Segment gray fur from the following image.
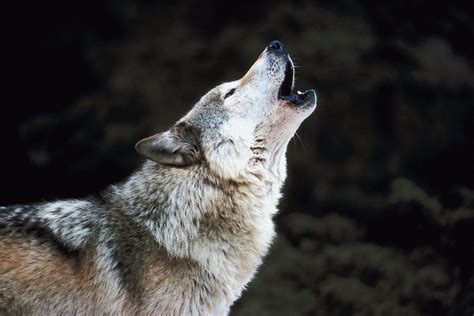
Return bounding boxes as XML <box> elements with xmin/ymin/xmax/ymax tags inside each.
<box><xmin>0</xmin><ymin>43</ymin><xmax>317</xmax><ymax>315</ymax></box>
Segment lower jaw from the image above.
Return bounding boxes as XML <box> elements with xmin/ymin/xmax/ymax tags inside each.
<box><xmin>278</xmin><ymin>89</ymin><xmax>315</xmax><ymax>107</ymax></box>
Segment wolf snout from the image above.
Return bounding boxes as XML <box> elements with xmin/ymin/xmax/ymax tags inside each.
<box><xmin>267</xmin><ymin>40</ymin><xmax>286</xmax><ymax>54</ymax></box>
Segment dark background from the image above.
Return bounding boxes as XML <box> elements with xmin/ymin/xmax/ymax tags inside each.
<box><xmin>1</xmin><ymin>0</ymin><xmax>473</xmax><ymax>314</ymax></box>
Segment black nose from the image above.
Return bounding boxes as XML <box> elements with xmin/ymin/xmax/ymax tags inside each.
<box><xmin>268</xmin><ymin>40</ymin><xmax>285</xmax><ymax>54</ymax></box>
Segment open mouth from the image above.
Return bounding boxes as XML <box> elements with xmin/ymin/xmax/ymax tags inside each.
<box><xmin>278</xmin><ymin>60</ymin><xmax>294</xmax><ymax>98</ymax></box>
<box><xmin>277</xmin><ymin>57</ymin><xmax>314</xmax><ymax>106</ymax></box>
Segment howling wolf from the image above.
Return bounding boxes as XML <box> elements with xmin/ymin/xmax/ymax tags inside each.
<box><xmin>0</xmin><ymin>40</ymin><xmax>317</xmax><ymax>315</ymax></box>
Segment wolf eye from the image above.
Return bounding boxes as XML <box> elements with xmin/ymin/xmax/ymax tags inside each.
<box><xmin>224</xmin><ymin>88</ymin><xmax>236</xmax><ymax>99</ymax></box>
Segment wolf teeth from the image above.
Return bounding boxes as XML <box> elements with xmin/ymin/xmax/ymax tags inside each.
<box><xmin>297</xmin><ymin>90</ymin><xmax>303</xmax><ymax>95</ymax></box>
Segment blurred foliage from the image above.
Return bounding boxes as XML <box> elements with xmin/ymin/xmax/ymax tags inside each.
<box><xmin>234</xmin><ymin>180</ymin><xmax>474</xmax><ymax>315</ymax></box>
<box><xmin>2</xmin><ymin>0</ymin><xmax>473</xmax><ymax>314</ymax></box>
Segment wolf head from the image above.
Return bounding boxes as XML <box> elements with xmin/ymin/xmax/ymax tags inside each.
<box><xmin>136</xmin><ymin>41</ymin><xmax>317</xmax><ymax>180</ymax></box>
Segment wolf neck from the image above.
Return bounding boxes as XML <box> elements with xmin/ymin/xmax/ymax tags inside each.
<box><xmin>115</xmin><ymin>159</ymin><xmax>283</xmax><ymax>277</ymax></box>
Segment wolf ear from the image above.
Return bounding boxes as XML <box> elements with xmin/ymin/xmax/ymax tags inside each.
<box><xmin>135</xmin><ymin>123</ymin><xmax>201</xmax><ymax>167</ymax></box>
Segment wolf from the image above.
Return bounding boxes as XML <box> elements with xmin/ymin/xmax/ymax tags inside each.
<box><xmin>0</xmin><ymin>40</ymin><xmax>316</xmax><ymax>315</ymax></box>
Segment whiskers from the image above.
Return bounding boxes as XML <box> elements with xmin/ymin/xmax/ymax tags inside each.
<box><xmin>292</xmin><ymin>132</ymin><xmax>306</xmax><ymax>151</ymax></box>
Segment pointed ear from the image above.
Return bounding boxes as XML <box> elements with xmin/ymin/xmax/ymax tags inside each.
<box><xmin>135</xmin><ymin>123</ymin><xmax>201</xmax><ymax>166</ymax></box>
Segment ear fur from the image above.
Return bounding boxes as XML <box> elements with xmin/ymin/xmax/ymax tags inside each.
<box><xmin>135</xmin><ymin>123</ymin><xmax>201</xmax><ymax>166</ymax></box>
